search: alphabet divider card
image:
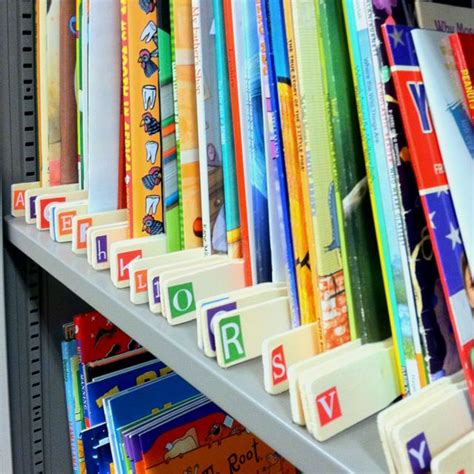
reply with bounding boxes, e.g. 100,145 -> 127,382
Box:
390,383 -> 471,474
430,431 -> 474,474
160,259 -> 247,326
287,339 -> 362,426
147,256 -> 229,314
35,190 -> 88,231
109,235 -> 168,288
261,323 -> 320,395
49,200 -> 88,242
197,283 -> 287,359
87,222 -> 129,270
71,209 -> 128,254
24,183 -> 79,224
128,247 -> 205,305
300,340 -> 400,442
213,296 -> 292,369
11,181 -> 40,217
377,371 -> 464,474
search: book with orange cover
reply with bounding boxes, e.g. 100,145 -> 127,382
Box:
121,0 -> 164,238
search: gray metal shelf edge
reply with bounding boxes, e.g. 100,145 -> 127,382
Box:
5,215 -> 388,474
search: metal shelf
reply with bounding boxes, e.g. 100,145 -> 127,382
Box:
5,215 -> 388,474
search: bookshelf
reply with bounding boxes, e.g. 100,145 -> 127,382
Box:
5,215 -> 388,473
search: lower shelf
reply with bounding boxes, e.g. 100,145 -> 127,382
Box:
5,215 -> 388,473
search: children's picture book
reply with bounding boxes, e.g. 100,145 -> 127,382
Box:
73,311 -> 140,365
383,24 -> 463,382
212,0 -> 242,259
192,0 -> 227,256
415,0 -> 474,33
81,422 -> 113,474
170,0 -> 203,249
157,0 -> 181,252
449,33 -> 474,125
121,0 -> 164,238
259,0 -> 300,325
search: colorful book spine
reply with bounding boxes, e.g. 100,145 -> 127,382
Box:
222,0 -> 252,284
315,0 -> 389,343
450,33 -> 474,126
239,0 -> 272,284
157,0 -> 181,251
121,0 -> 164,238
75,0 -> 84,188
170,0 -> 202,249
280,0 -> 318,328
289,0 -> 349,346
383,25 -> 463,383
192,0 -> 227,256
212,0 -> 242,259
259,0 -> 301,325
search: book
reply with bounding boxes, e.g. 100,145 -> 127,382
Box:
170,0 -> 203,249
81,422 -> 113,474
212,0 -> 242,259
192,0 -> 227,256
121,0 -> 165,238
233,0 -> 272,284
449,33 -> 474,126
412,28 -> 474,404
383,24 -> 463,381
315,0 -> 389,344
415,0 -> 474,33
59,0 -> 78,184
279,0 -> 318,327
156,0 -> 181,252
222,0 -> 252,284
259,0 -> 301,325
73,311 -> 140,365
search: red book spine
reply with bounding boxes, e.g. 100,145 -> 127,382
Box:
222,0 -> 252,285
449,33 -> 474,126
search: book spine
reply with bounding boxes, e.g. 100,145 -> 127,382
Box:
364,0 -> 425,391
449,34 -> 474,125
61,341 -> 79,474
79,362 -> 90,428
75,0 -> 83,188
344,0 -> 408,393
192,0 -> 211,256
223,0 -> 252,285
260,0 -> 301,325
213,0 -> 242,259
169,0 -> 185,249
280,0 -> 319,329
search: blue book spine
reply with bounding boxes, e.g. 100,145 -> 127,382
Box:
61,340 -> 80,474
260,0 -> 300,325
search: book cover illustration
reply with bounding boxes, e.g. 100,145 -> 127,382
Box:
81,423 -> 113,474
368,0 -> 449,387
259,0 -> 301,325
156,0 -> 181,251
288,0 -> 349,345
74,311 -> 140,365
279,0 -> 318,328
213,0 -> 242,259
316,0 -> 389,344
239,0 -> 272,284
170,0 -> 203,249
383,24 -> 462,382
192,0 -> 227,256
86,359 -> 170,426
59,0 -> 78,184
449,33 -> 474,125
121,0 -> 164,238
103,373 -> 199,473
137,400 -> 297,473
222,0 -> 252,285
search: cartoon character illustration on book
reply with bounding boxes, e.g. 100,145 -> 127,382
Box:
142,195 -> 164,235
143,85 -> 157,110
138,48 -> 158,77
164,428 -> 199,460
325,182 -> 341,252
142,165 -> 162,190
141,21 -> 157,44
140,112 -> 160,135
146,141 -> 159,165
139,0 -> 157,14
